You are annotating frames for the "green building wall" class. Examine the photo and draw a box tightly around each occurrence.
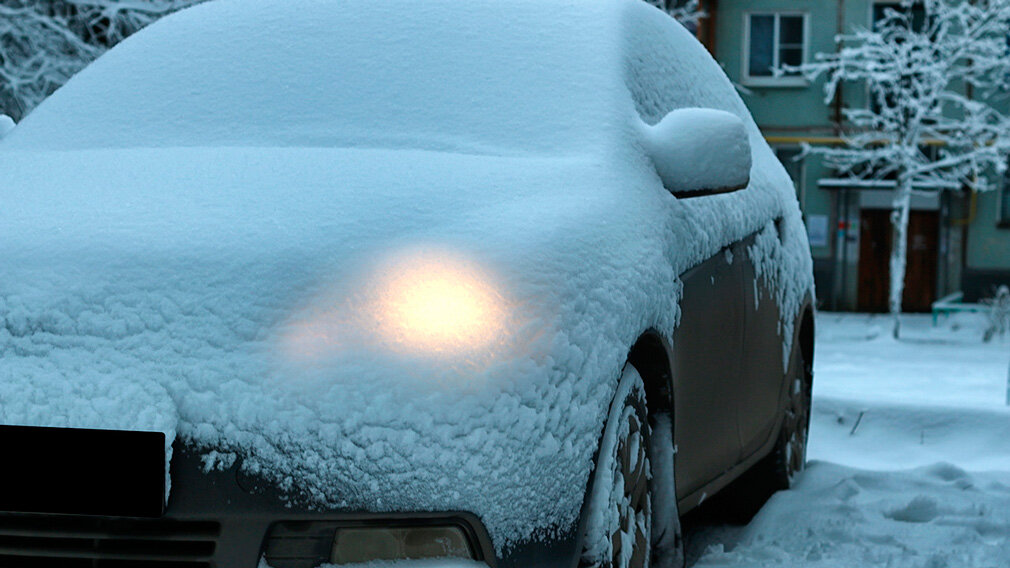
[709,0,1010,308]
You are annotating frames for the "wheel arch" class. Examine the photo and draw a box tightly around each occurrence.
[797,301,815,388]
[570,329,679,567]
[626,329,675,418]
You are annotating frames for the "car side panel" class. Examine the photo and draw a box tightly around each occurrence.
[672,247,745,499]
[737,235,787,458]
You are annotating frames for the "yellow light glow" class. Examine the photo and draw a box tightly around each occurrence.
[375,256,504,353]
[276,253,509,365]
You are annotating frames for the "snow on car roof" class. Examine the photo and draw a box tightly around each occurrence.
[5,0,627,154]
[0,0,813,552]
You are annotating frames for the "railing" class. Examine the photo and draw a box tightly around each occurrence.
[931,291,985,326]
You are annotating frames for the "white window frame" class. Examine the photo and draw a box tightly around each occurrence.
[742,12,809,87]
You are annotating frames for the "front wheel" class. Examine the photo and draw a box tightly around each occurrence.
[580,364,684,568]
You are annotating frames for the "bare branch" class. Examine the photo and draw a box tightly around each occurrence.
[0,0,204,120]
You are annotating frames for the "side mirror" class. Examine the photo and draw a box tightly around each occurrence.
[641,108,751,198]
[0,114,14,139]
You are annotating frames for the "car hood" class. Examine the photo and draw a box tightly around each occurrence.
[1,145,693,548]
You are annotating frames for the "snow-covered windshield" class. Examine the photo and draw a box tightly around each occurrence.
[4,0,624,155]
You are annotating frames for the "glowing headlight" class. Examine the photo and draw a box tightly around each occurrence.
[279,252,509,362]
[373,255,505,353]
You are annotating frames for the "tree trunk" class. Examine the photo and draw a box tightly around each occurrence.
[889,174,914,339]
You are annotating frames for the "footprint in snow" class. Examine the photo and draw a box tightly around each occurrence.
[885,495,940,523]
[924,462,970,482]
[830,478,860,502]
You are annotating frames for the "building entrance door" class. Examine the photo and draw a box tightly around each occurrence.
[858,208,938,312]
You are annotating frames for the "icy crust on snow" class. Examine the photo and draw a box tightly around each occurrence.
[0,0,813,552]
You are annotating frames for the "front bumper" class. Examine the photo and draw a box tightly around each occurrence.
[0,442,496,568]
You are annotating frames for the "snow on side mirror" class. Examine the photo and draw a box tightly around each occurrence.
[0,115,14,139]
[641,108,751,198]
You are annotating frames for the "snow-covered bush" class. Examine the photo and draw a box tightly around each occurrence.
[0,0,203,120]
[793,0,1010,338]
[983,285,1010,342]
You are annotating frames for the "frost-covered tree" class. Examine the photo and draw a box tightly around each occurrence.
[0,2,98,120]
[793,0,1010,338]
[0,0,203,121]
[647,0,704,29]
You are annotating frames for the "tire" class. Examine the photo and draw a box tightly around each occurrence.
[581,364,684,568]
[742,337,812,498]
[769,337,812,490]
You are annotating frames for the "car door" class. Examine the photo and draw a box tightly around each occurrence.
[672,244,746,499]
[737,227,788,458]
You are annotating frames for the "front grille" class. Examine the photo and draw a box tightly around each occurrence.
[0,514,220,568]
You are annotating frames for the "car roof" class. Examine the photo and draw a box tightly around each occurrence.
[4,0,654,154]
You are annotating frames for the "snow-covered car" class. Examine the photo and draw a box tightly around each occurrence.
[0,0,814,567]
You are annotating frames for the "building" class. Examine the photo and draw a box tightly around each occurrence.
[698,0,1010,310]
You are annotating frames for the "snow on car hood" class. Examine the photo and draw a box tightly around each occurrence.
[0,145,683,545]
[0,139,810,549]
[0,141,810,549]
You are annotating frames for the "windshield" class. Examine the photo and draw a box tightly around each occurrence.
[4,0,624,155]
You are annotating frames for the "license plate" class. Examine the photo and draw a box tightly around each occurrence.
[0,424,165,517]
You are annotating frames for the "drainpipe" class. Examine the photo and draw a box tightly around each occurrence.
[833,0,847,310]
[952,190,978,226]
[701,0,718,54]
[840,189,851,310]
[960,192,972,298]
[952,184,978,300]
[833,0,845,131]
[831,190,841,310]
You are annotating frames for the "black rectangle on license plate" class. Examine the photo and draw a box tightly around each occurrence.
[0,424,165,517]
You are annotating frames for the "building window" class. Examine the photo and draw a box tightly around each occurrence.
[744,13,807,86]
[774,146,805,210]
[872,2,927,32]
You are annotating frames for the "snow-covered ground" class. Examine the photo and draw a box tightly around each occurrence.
[690,311,1010,567]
